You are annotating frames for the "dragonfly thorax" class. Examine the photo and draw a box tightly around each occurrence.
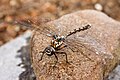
[51,35,65,48]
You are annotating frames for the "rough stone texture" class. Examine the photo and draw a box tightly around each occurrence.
[31,10,120,80]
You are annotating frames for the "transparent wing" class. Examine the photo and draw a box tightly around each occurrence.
[14,18,57,37]
[65,37,95,61]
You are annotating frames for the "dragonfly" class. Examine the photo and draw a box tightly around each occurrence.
[14,18,92,67]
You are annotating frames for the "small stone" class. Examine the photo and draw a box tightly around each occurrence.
[0,25,6,32]
[9,0,20,7]
[14,25,20,32]
[6,26,17,38]
[4,16,13,22]
[94,3,103,11]
[1,32,13,42]
[10,0,17,6]
[30,10,39,17]
[41,2,57,13]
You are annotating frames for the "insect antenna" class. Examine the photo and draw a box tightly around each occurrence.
[66,24,91,38]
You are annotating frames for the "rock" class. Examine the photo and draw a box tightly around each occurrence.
[31,10,120,80]
[6,26,17,38]
[4,16,14,22]
[0,25,6,32]
[94,3,103,11]
[0,32,13,43]
[41,2,57,13]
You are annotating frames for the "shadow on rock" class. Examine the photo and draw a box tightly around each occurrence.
[16,39,36,80]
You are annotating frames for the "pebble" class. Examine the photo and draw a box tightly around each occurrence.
[94,3,103,11]
[4,16,13,22]
[0,25,6,32]
[9,0,20,7]
[14,25,20,32]
[6,26,17,38]
[41,2,57,13]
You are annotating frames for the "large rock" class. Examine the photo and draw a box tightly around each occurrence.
[31,10,120,80]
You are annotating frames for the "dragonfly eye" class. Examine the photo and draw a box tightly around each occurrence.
[45,48,52,55]
[46,49,51,53]
[45,46,55,56]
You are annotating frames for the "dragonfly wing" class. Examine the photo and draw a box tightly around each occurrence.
[15,18,57,37]
[65,37,95,61]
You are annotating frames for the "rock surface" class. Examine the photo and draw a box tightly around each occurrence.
[31,10,120,80]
